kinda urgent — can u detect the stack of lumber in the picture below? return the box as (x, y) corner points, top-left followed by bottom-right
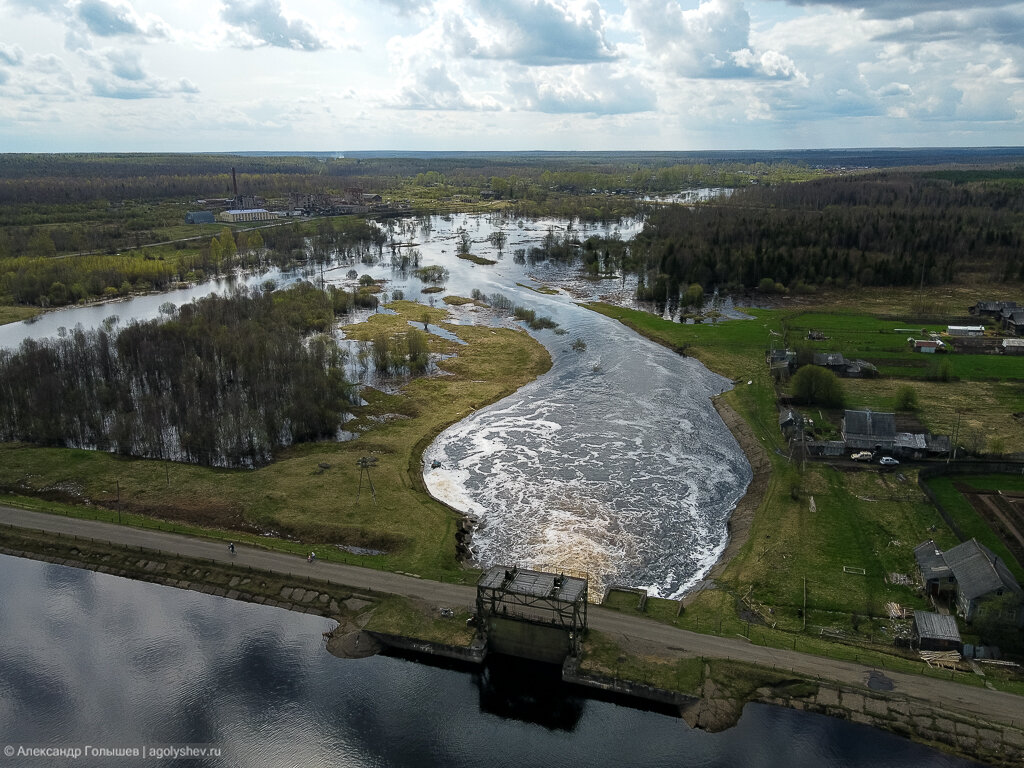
(886, 601), (910, 619)
(920, 650), (961, 668)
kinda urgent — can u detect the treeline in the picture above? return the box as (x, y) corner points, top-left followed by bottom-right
(631, 172), (1024, 305)
(0, 283), (358, 467)
(1, 218), (387, 307)
(0, 152), (821, 209)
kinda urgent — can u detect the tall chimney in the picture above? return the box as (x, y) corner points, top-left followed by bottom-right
(232, 167), (238, 198)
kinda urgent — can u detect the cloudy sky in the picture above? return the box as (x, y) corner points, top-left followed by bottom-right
(0, 0), (1022, 151)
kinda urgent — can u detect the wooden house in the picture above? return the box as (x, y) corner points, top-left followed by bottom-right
(842, 410), (896, 451)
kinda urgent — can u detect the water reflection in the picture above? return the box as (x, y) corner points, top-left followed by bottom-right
(0, 555), (980, 768)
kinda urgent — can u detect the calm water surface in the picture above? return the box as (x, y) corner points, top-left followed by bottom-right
(0, 555), (979, 768)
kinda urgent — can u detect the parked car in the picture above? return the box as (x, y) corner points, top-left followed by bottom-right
(879, 456), (900, 466)
(851, 451), (873, 461)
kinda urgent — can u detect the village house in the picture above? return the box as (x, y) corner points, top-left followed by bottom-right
(910, 338), (941, 354)
(969, 300), (1018, 319)
(1003, 310), (1024, 336)
(1002, 338), (1024, 355)
(811, 352), (878, 378)
(841, 409), (896, 451)
(915, 539), (1024, 626)
(947, 325), (985, 337)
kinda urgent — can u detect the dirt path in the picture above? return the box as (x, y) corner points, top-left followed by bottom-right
(3, 503), (1022, 729)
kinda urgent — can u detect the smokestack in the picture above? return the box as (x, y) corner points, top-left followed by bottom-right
(232, 167), (238, 198)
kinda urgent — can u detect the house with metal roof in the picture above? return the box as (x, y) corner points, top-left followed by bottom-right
(915, 540), (956, 597)
(970, 300), (1018, 318)
(913, 610), (962, 652)
(1002, 338), (1024, 355)
(842, 410), (896, 451)
(948, 325), (985, 337)
(915, 538), (1024, 626)
(1003, 311), (1024, 336)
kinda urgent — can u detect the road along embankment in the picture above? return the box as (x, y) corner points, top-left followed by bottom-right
(3, 504), (1024, 766)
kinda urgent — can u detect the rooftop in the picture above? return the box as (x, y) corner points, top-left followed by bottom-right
(913, 610), (962, 643)
(843, 410), (896, 438)
(478, 566), (588, 605)
(943, 539), (1022, 600)
(914, 540), (951, 582)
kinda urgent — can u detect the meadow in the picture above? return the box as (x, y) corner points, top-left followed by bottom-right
(0, 300), (551, 580)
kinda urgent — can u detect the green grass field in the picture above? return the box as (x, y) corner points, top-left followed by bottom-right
(586, 298), (1024, 671)
(0, 299), (551, 580)
(923, 475), (1024, 582)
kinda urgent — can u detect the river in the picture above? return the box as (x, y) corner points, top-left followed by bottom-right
(0, 554), (979, 768)
(0, 211), (748, 599)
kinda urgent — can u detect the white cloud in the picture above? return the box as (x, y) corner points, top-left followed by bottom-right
(629, 0), (804, 80)
(452, 0), (617, 65)
(778, 0), (1022, 21)
(89, 74), (198, 99)
(74, 0), (169, 39)
(220, 0), (331, 51)
(508, 67), (657, 113)
(0, 43), (25, 66)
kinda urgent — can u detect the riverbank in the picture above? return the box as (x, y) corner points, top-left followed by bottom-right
(0, 298), (552, 580)
(5, 508), (1024, 766)
(685, 396), (771, 600)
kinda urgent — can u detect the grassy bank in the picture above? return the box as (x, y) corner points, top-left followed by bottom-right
(583, 298), (1024, 690)
(0, 299), (551, 580)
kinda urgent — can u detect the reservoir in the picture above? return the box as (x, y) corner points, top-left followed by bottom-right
(0, 554), (978, 768)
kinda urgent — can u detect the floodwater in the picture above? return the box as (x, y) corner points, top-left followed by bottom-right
(0, 555), (980, 768)
(0, 210), (750, 597)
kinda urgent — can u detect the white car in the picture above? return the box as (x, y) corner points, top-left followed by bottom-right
(851, 451), (873, 461)
(879, 456), (900, 466)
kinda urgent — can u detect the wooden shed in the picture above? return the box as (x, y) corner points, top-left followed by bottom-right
(912, 610), (962, 652)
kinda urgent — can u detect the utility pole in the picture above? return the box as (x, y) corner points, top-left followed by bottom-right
(947, 410), (962, 464)
(356, 456), (378, 502)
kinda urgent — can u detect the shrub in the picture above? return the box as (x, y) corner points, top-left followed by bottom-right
(791, 365), (845, 408)
(895, 385), (919, 411)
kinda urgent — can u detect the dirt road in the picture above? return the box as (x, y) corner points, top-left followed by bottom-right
(2, 504), (1022, 728)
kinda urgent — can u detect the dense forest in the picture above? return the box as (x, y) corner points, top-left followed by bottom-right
(0, 216), (386, 307)
(629, 172), (1024, 308)
(0, 283), (359, 467)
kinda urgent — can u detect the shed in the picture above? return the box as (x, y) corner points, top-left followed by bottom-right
(925, 434), (951, 455)
(1002, 338), (1024, 355)
(894, 432), (927, 458)
(912, 339), (939, 353)
(807, 440), (845, 457)
(948, 325), (984, 337)
(778, 408), (800, 437)
(913, 610), (962, 652)
(813, 352), (846, 369)
(185, 211), (215, 225)
(842, 410), (896, 451)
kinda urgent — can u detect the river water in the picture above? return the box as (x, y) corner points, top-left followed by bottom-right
(0, 555), (978, 768)
(0, 212), (747, 597)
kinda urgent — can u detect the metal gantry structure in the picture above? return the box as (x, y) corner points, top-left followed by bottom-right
(476, 566), (588, 656)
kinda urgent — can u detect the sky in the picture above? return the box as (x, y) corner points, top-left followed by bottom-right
(0, 0), (1022, 152)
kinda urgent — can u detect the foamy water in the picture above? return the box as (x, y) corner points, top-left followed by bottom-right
(0, 209), (752, 599)
(422, 265), (752, 598)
